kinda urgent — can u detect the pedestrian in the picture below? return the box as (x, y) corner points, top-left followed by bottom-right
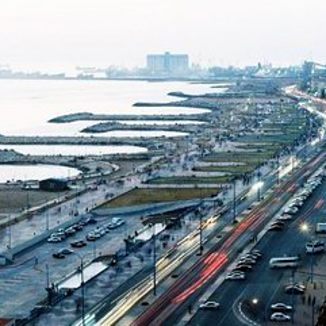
(302, 295), (306, 305)
(308, 295), (311, 305)
(188, 304), (192, 314)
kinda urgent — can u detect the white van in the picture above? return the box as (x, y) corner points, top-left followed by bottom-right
(316, 223), (326, 233)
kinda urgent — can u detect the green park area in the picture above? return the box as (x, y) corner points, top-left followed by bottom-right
(102, 187), (220, 208)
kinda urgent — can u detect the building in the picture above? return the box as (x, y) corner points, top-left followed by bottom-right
(146, 52), (189, 75)
(39, 178), (69, 192)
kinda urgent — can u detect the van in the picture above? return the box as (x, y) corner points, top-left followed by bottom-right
(316, 223), (326, 233)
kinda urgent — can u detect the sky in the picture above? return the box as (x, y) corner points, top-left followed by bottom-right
(0, 0), (324, 72)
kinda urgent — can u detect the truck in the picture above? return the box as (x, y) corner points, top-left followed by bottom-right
(316, 223), (326, 233)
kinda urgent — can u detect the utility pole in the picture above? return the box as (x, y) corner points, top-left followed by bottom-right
(46, 210), (49, 231)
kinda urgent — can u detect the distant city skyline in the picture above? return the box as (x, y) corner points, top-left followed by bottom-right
(0, 0), (324, 73)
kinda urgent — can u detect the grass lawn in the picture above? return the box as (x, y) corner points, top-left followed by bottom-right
(193, 164), (255, 174)
(147, 176), (233, 185)
(102, 187), (220, 208)
(203, 151), (274, 164)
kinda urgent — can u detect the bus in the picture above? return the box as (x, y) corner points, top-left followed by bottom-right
(269, 256), (300, 268)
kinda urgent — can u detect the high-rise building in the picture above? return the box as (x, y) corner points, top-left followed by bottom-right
(146, 52), (189, 75)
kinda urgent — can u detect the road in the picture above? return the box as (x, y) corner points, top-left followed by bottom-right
(129, 151), (325, 326)
(189, 173), (326, 326)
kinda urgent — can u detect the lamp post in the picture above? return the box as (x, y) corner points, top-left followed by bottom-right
(152, 223), (157, 296)
(300, 222), (315, 283)
(73, 252), (85, 326)
(233, 178), (236, 223)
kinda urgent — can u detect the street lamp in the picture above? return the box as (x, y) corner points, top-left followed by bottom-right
(72, 252), (85, 326)
(232, 178), (237, 223)
(152, 223), (157, 296)
(300, 222), (314, 283)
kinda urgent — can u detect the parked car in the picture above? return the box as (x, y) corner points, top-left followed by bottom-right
(233, 264), (252, 272)
(199, 301), (220, 310)
(268, 224), (283, 231)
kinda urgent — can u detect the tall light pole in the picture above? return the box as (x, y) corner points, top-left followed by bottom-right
(152, 223), (157, 296)
(73, 252), (85, 326)
(257, 168), (262, 202)
(7, 214), (12, 250)
(233, 178), (236, 223)
(300, 222), (315, 283)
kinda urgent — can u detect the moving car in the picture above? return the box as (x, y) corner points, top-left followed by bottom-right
(284, 284), (305, 294)
(270, 303), (293, 311)
(199, 301), (220, 310)
(52, 252), (65, 259)
(225, 272), (245, 280)
(70, 240), (87, 248)
(58, 248), (74, 255)
(270, 312), (291, 322)
(47, 236), (63, 243)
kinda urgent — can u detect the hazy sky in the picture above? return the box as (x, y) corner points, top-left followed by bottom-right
(0, 0), (324, 71)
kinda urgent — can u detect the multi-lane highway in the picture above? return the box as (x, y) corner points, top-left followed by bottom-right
(129, 151), (325, 326)
(189, 170), (326, 325)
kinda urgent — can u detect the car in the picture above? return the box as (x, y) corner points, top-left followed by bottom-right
(74, 224), (83, 231)
(268, 224), (283, 231)
(65, 228), (76, 236)
(251, 249), (262, 256)
(199, 301), (220, 310)
(270, 312), (291, 322)
(59, 248), (74, 255)
(71, 240), (87, 248)
(47, 236), (63, 243)
(271, 221), (285, 227)
(225, 273), (245, 280)
(278, 214), (292, 221)
(283, 207), (299, 215)
(271, 303), (293, 311)
(52, 252), (65, 259)
(242, 253), (258, 261)
(86, 234), (97, 241)
(238, 258), (256, 265)
(88, 218), (97, 224)
(284, 285), (305, 294)
(234, 264), (253, 272)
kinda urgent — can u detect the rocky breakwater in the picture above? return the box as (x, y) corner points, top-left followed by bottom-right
(80, 121), (201, 134)
(49, 112), (210, 123)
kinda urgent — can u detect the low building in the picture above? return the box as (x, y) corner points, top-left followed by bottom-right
(39, 178), (69, 192)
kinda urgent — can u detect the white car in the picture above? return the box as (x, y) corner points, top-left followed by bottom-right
(271, 303), (293, 311)
(225, 273), (245, 280)
(278, 214), (292, 221)
(47, 236), (63, 243)
(270, 312), (291, 322)
(199, 301), (220, 310)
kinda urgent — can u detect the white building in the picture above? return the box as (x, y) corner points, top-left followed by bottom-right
(146, 52), (189, 76)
